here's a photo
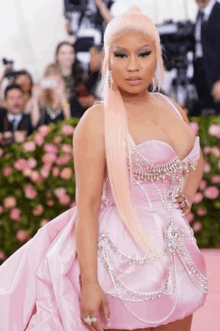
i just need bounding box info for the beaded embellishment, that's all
[98,144,207,325]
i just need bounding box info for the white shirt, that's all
[7,113,22,131]
[195,0,217,58]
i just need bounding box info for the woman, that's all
[55,41,92,114]
[55,41,85,99]
[30,63,71,128]
[0,7,207,331]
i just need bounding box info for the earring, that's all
[108,70,113,89]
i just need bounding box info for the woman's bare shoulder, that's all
[164,95,190,125]
[73,103,105,144]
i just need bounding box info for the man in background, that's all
[0,84,33,145]
[193,0,220,114]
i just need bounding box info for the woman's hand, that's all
[32,83,42,101]
[173,192,193,216]
[80,282,110,331]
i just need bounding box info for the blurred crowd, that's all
[1,0,220,147]
[0,0,114,146]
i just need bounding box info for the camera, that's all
[2,58,16,78]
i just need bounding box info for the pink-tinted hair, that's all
[100,7,164,257]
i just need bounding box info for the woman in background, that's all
[30,63,71,128]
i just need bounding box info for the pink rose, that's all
[0,251,6,260]
[60,167,72,180]
[27,157,37,169]
[34,133,44,146]
[189,122,199,135]
[46,200,54,206]
[193,221,202,232]
[70,201,77,208]
[38,125,50,137]
[211,175,220,184]
[41,153,57,165]
[208,124,220,137]
[24,183,38,200]
[5,153,12,159]
[3,196,16,208]
[61,143,72,154]
[14,158,28,171]
[54,136,62,144]
[203,146,211,154]
[54,187,66,198]
[211,146,220,158]
[203,161,211,173]
[59,194,71,206]
[199,179,207,191]
[16,229,29,242]
[197,206,207,216]
[43,143,58,154]
[40,219,49,227]
[22,168,32,177]
[204,186,219,199]
[193,192,203,204]
[0,205,3,215]
[0,148,3,157]
[40,164,51,178]
[10,208,21,221]
[52,166,60,177]
[2,166,14,177]
[62,124,74,136]
[30,170,43,184]
[56,154,72,165]
[32,204,44,216]
[186,212,194,223]
[23,141,36,152]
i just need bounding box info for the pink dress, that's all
[0,93,207,331]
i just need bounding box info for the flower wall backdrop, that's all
[0,115,220,265]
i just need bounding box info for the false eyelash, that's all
[113,51,152,58]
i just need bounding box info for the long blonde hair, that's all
[101,7,164,256]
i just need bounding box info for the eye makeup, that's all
[113,50,152,58]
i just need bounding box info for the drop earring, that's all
[108,70,113,89]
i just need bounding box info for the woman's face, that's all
[56,44,75,68]
[14,74,32,93]
[109,31,157,95]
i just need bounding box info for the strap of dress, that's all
[154,93,183,121]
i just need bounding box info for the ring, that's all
[84,316,97,325]
[182,194,190,208]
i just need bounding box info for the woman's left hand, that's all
[173,192,193,215]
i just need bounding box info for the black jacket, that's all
[193,1,220,92]
[0,108,33,136]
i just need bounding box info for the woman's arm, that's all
[182,148,204,206]
[73,103,105,285]
[170,99,204,212]
[94,0,113,24]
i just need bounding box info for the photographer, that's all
[66,0,114,70]
[0,84,33,146]
[0,61,33,111]
[29,63,71,129]
[193,0,220,114]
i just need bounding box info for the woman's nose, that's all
[127,55,140,71]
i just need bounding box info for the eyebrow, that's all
[113,44,152,51]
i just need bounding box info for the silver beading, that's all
[98,145,207,325]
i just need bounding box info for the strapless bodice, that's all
[101,136,200,207]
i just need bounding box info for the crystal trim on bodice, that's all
[126,145,198,183]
